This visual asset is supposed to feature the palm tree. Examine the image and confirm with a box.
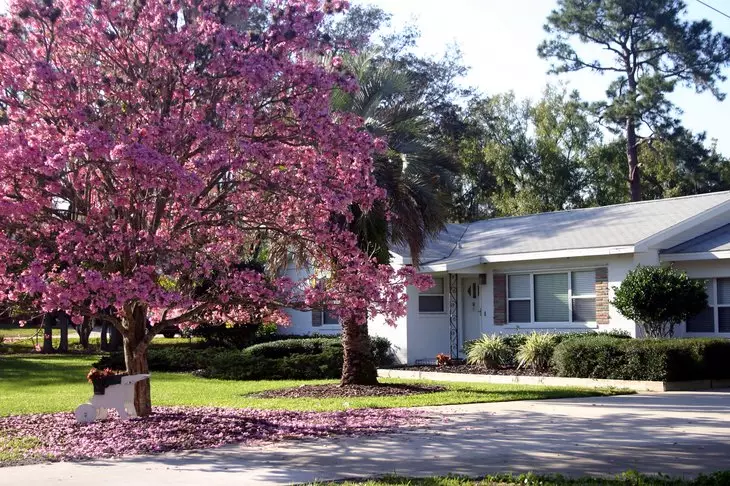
[331,52,457,385]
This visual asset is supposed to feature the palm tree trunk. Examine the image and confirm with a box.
[340,315,378,386]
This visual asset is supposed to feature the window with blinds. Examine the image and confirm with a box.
[418,277,445,313]
[507,270,597,325]
[688,278,730,334]
[507,274,531,323]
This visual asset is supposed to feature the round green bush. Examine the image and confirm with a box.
[612,265,707,338]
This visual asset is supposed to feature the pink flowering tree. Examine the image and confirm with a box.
[0,0,422,416]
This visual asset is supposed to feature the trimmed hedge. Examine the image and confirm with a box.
[495,331,631,368]
[93,336,394,381]
[552,337,730,381]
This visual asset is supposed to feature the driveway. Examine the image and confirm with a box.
[4,391,730,485]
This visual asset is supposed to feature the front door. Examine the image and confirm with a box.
[461,277,482,349]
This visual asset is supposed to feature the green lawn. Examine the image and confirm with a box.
[303,471,730,485]
[0,355,631,416]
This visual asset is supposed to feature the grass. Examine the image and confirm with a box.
[301,471,730,485]
[0,354,631,416]
[0,435,43,464]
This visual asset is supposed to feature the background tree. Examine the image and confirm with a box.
[539,0,730,202]
[332,52,456,384]
[457,86,601,218]
[612,265,707,337]
[0,0,423,414]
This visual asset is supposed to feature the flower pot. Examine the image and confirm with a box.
[91,374,124,395]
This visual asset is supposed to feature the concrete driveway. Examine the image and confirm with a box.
[4,391,730,485]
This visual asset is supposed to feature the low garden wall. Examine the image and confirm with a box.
[377,368,730,392]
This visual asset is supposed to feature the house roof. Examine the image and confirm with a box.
[394,191,730,269]
[663,223,730,254]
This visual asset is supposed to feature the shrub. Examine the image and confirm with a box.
[466,334,510,368]
[552,336,730,381]
[516,332,556,371]
[502,334,528,366]
[93,336,394,380]
[612,265,707,337]
[191,323,263,349]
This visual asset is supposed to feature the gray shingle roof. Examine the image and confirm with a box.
[395,191,730,266]
[664,223,730,254]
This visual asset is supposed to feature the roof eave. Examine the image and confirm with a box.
[660,251,730,262]
[416,246,635,272]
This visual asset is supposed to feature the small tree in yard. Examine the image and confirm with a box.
[0,0,425,416]
[612,266,707,338]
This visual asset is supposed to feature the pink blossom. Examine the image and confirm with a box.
[0,407,427,465]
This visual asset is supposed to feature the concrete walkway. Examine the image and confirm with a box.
[4,391,730,485]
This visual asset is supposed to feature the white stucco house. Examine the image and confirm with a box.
[283,191,730,364]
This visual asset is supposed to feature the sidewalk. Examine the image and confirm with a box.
[4,391,730,485]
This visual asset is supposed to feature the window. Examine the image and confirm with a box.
[571,271,597,322]
[322,309,339,326]
[419,277,445,313]
[687,279,714,333]
[507,271,597,325]
[688,278,730,334]
[507,274,531,323]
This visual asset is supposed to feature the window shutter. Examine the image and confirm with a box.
[595,268,609,325]
[493,274,506,325]
[311,309,322,327]
[534,273,569,322]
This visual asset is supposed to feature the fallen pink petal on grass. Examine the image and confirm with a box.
[0,407,428,464]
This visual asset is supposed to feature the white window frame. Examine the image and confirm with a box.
[687,278,730,335]
[320,308,340,328]
[418,277,446,314]
[505,270,598,328]
[507,274,533,324]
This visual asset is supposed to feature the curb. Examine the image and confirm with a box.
[377,369,730,392]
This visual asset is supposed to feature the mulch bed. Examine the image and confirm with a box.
[254,383,446,399]
[390,364,554,377]
[0,406,428,467]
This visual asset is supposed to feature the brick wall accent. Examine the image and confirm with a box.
[311,309,322,327]
[595,267,609,325]
[494,273,507,325]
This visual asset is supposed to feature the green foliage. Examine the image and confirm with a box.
[93,336,395,381]
[465,334,510,368]
[306,470,730,485]
[552,337,730,381]
[191,323,276,350]
[457,86,600,220]
[539,0,730,200]
[516,332,557,371]
[612,266,708,337]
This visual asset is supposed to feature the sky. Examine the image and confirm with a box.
[0,0,728,151]
[354,0,730,153]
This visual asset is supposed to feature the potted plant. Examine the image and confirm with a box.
[87,368,125,395]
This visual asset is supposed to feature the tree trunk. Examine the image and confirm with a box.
[122,304,151,416]
[41,313,55,354]
[57,312,69,353]
[626,116,641,202]
[76,316,93,349]
[340,316,378,386]
[101,321,123,352]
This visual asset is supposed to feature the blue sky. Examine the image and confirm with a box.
[355,0,730,153]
